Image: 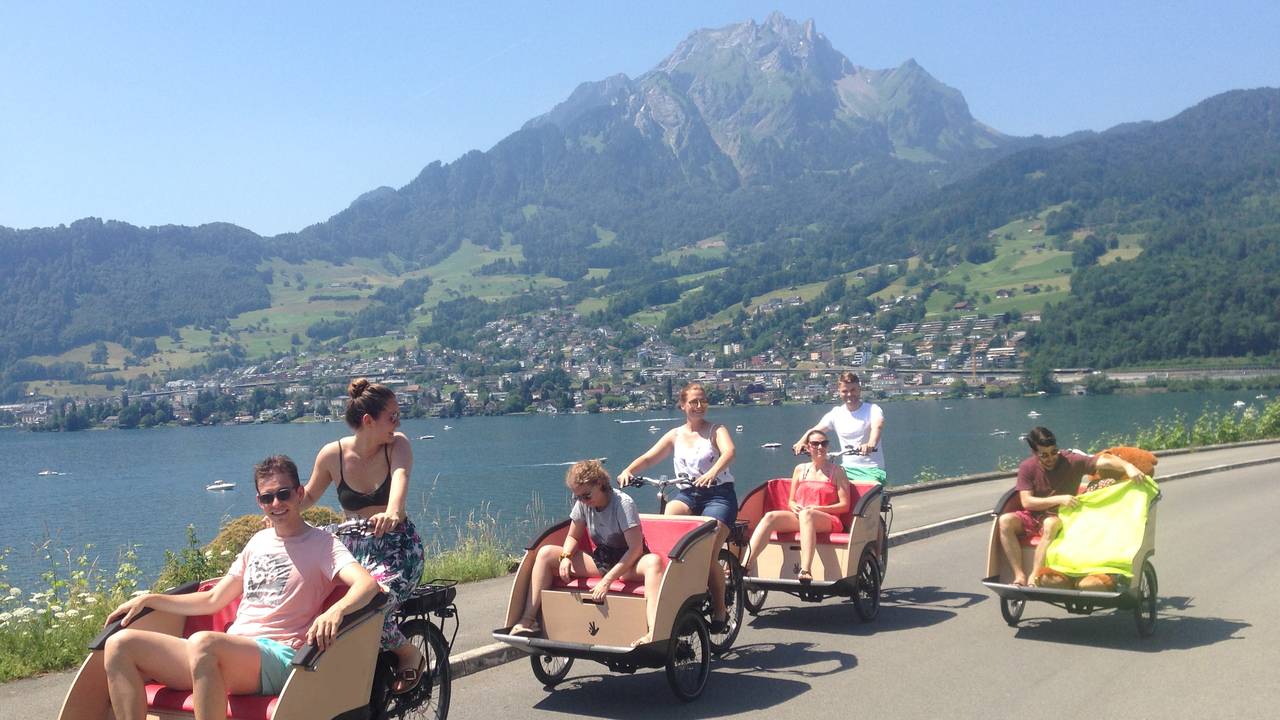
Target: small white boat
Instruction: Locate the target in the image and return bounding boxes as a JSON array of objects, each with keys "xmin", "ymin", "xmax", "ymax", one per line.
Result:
[
  {"xmin": 991, "ymin": 430, "xmax": 1009, "ymax": 436},
  {"xmin": 1018, "ymin": 434, "xmax": 1028, "ymax": 441},
  {"xmin": 419, "ymin": 435, "xmax": 435, "ymax": 440},
  {"xmin": 443, "ymin": 425, "xmax": 453, "ymax": 430},
  {"xmin": 37, "ymin": 470, "xmax": 63, "ymax": 476},
  {"xmin": 648, "ymin": 425, "xmax": 660, "ymax": 432},
  {"xmin": 762, "ymin": 442, "xmax": 782, "ymax": 449},
  {"xmin": 944, "ymin": 406, "xmax": 953, "ymax": 410},
  {"xmin": 1027, "ymin": 411, "xmax": 1041, "ymax": 418},
  {"xmin": 206, "ymin": 481, "xmax": 235, "ymax": 491},
  {"xmin": 1257, "ymin": 394, "xmax": 1268, "ymax": 399},
  {"xmin": 1233, "ymin": 400, "xmax": 1246, "ymax": 408},
  {"xmin": 736, "ymin": 425, "xmax": 743, "ymax": 433}
]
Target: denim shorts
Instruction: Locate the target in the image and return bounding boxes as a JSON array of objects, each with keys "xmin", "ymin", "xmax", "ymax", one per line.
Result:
[
  {"xmin": 254, "ymin": 638, "xmax": 296, "ymax": 695},
  {"xmin": 671, "ymin": 483, "xmax": 738, "ymax": 528}
]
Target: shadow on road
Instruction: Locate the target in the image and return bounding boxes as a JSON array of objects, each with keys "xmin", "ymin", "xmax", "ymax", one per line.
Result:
[
  {"xmin": 529, "ymin": 642, "xmax": 856, "ymax": 717},
  {"xmin": 746, "ymin": 585, "xmax": 985, "ymax": 636},
  {"xmin": 1011, "ymin": 596, "xmax": 1250, "ymax": 651}
]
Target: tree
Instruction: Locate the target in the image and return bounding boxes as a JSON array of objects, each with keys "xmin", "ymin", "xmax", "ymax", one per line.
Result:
[
  {"xmin": 584, "ymin": 399, "xmax": 600, "ymax": 413},
  {"xmin": 949, "ymin": 379, "xmax": 969, "ymax": 398},
  {"xmin": 91, "ymin": 341, "xmax": 109, "ymax": 365},
  {"xmin": 1023, "ymin": 361, "xmax": 1061, "ymax": 395}
]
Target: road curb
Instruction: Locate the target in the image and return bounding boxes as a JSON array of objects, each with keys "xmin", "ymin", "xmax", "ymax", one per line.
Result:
[{"xmin": 449, "ymin": 642, "xmax": 525, "ymax": 680}]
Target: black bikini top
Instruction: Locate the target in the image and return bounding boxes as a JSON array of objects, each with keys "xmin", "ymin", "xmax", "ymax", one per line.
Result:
[{"xmin": 336, "ymin": 439, "xmax": 392, "ymax": 512}]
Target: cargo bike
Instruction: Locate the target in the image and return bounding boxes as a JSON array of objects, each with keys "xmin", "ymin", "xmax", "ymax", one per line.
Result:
[
  {"xmin": 492, "ymin": 512, "xmax": 721, "ymax": 702},
  {"xmin": 981, "ymin": 483, "xmax": 1161, "ymax": 637}
]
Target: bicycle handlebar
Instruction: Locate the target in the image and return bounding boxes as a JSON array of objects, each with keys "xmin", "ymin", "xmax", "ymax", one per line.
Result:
[{"xmin": 625, "ymin": 473, "xmax": 691, "ymax": 489}]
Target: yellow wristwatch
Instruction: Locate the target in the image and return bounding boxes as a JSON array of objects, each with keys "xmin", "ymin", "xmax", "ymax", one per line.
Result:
[{"xmin": 559, "ymin": 551, "xmax": 573, "ymax": 561}]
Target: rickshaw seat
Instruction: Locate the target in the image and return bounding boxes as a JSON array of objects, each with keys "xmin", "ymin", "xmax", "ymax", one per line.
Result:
[
  {"xmin": 141, "ymin": 579, "xmax": 353, "ymax": 720},
  {"xmin": 768, "ymin": 531, "xmax": 852, "ymax": 546},
  {"xmin": 547, "ymin": 516, "xmax": 708, "ymax": 595}
]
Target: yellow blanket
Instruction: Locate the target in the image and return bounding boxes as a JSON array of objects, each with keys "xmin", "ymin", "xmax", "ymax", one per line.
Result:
[{"xmin": 1044, "ymin": 477, "xmax": 1158, "ymax": 578}]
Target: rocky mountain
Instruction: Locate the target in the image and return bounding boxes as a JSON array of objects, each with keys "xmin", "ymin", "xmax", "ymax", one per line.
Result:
[{"xmin": 280, "ymin": 13, "xmax": 1038, "ymax": 268}]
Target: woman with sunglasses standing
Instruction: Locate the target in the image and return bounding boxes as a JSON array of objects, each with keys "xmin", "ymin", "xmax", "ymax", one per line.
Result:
[
  {"xmin": 511, "ymin": 460, "xmax": 663, "ymax": 646},
  {"xmin": 617, "ymin": 382, "xmax": 737, "ymax": 633},
  {"xmin": 298, "ymin": 378, "xmax": 426, "ymax": 694},
  {"xmin": 746, "ymin": 430, "xmax": 852, "ymax": 581}
]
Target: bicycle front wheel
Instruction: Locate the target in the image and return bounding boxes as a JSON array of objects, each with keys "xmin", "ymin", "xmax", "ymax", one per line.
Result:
[{"xmin": 384, "ymin": 619, "xmax": 451, "ymax": 720}]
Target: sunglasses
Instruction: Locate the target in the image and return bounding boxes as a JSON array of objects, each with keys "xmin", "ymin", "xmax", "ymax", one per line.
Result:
[
  {"xmin": 257, "ymin": 487, "xmax": 296, "ymax": 505},
  {"xmin": 809, "ymin": 440, "xmax": 829, "ymax": 447},
  {"xmin": 574, "ymin": 486, "xmax": 596, "ymax": 502},
  {"xmin": 1035, "ymin": 449, "xmax": 1060, "ymax": 459},
  {"xmin": 685, "ymin": 399, "xmax": 708, "ymax": 407}
]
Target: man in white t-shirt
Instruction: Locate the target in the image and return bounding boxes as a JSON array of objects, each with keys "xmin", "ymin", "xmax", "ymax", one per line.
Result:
[
  {"xmin": 102, "ymin": 456, "xmax": 379, "ymax": 720},
  {"xmin": 793, "ymin": 372, "xmax": 887, "ymax": 484}
]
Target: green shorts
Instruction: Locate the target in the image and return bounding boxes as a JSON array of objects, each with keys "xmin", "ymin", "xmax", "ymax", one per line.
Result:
[
  {"xmin": 842, "ymin": 466, "xmax": 887, "ymax": 485},
  {"xmin": 254, "ymin": 638, "xmax": 296, "ymax": 695}
]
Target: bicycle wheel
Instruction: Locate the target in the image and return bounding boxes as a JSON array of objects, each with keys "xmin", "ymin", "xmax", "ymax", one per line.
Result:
[
  {"xmin": 530, "ymin": 653, "xmax": 574, "ymax": 687},
  {"xmin": 852, "ymin": 548, "xmax": 880, "ymax": 622},
  {"xmin": 1000, "ymin": 597, "xmax": 1025, "ymax": 626},
  {"xmin": 743, "ymin": 582, "xmax": 768, "ymax": 615},
  {"xmin": 1133, "ymin": 560, "xmax": 1158, "ymax": 637},
  {"xmin": 384, "ymin": 619, "xmax": 451, "ymax": 720},
  {"xmin": 707, "ymin": 548, "xmax": 744, "ymax": 655},
  {"xmin": 665, "ymin": 608, "xmax": 710, "ymax": 702}
]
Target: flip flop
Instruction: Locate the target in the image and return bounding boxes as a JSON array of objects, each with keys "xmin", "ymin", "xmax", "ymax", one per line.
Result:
[
  {"xmin": 707, "ymin": 619, "xmax": 729, "ymax": 634},
  {"xmin": 797, "ymin": 569, "xmax": 813, "ymax": 583},
  {"xmin": 392, "ymin": 653, "xmax": 427, "ymax": 695}
]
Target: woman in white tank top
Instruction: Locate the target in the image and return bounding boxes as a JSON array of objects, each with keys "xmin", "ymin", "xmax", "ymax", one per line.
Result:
[{"xmin": 618, "ymin": 382, "xmax": 738, "ymax": 631}]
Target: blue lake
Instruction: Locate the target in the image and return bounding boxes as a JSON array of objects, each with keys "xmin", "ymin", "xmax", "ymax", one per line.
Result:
[{"xmin": 0, "ymin": 389, "xmax": 1262, "ymax": 585}]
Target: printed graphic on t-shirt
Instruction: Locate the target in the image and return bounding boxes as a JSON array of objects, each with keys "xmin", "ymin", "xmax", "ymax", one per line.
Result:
[{"xmin": 243, "ymin": 554, "xmax": 291, "ymax": 605}]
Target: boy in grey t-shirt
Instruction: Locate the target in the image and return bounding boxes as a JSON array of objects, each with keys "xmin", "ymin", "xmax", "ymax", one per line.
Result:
[{"xmin": 510, "ymin": 460, "xmax": 664, "ymax": 646}]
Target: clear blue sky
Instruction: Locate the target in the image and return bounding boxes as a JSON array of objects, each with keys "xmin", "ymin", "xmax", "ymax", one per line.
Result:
[{"xmin": 2, "ymin": 1, "xmax": 1277, "ymax": 236}]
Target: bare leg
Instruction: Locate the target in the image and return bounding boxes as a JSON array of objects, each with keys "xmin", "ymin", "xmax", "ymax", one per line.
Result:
[
  {"xmin": 1032, "ymin": 516, "xmax": 1063, "ymax": 578},
  {"xmin": 707, "ymin": 523, "xmax": 731, "ymax": 621},
  {"xmin": 185, "ymin": 631, "xmax": 263, "ymax": 720},
  {"xmin": 517, "ymin": 544, "xmax": 563, "ymax": 631},
  {"xmin": 105, "ymin": 629, "xmax": 195, "ymax": 720},
  {"xmin": 997, "ymin": 513, "xmax": 1029, "ymax": 585},
  {"xmin": 747, "ymin": 511, "xmax": 799, "ymax": 575},
  {"xmin": 628, "ymin": 553, "xmax": 664, "ymax": 646},
  {"xmin": 797, "ymin": 508, "xmax": 834, "ymax": 576}
]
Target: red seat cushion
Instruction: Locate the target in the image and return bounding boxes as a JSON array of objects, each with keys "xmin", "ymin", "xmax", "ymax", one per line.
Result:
[
  {"xmin": 550, "ymin": 577, "xmax": 646, "ymax": 596},
  {"xmin": 146, "ymin": 684, "xmax": 278, "ymax": 720},
  {"xmin": 769, "ymin": 531, "xmax": 851, "ymax": 545},
  {"xmin": 550, "ymin": 515, "xmax": 708, "ymax": 596}
]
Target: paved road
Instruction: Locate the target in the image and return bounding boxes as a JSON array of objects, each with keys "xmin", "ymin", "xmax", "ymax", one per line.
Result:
[
  {"xmin": 6, "ymin": 442, "xmax": 1276, "ymax": 719},
  {"xmin": 449, "ymin": 464, "xmax": 1278, "ymax": 719}
]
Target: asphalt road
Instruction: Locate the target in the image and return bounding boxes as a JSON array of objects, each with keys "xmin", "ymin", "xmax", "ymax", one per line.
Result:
[{"xmin": 449, "ymin": 464, "xmax": 1279, "ymax": 720}]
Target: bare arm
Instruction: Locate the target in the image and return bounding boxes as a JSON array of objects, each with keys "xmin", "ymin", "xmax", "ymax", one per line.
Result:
[
  {"xmin": 558, "ymin": 520, "xmax": 587, "ymax": 582},
  {"xmin": 1020, "ymin": 489, "xmax": 1077, "ymax": 512},
  {"xmin": 693, "ymin": 424, "xmax": 736, "ymax": 487},
  {"xmin": 370, "ymin": 433, "xmax": 414, "ymax": 536},
  {"xmin": 307, "ymin": 561, "xmax": 381, "ymax": 651},
  {"xmin": 617, "ymin": 431, "xmax": 676, "ymax": 485},
  {"xmin": 590, "ymin": 525, "xmax": 646, "ymax": 601},
  {"xmin": 299, "ymin": 442, "xmax": 340, "ymax": 512},
  {"xmin": 792, "ymin": 422, "xmax": 830, "ymax": 455},
  {"xmin": 863, "ymin": 414, "xmax": 884, "ymax": 455},
  {"xmin": 1094, "ymin": 454, "xmax": 1145, "ymax": 483},
  {"xmin": 787, "ymin": 463, "xmax": 805, "ymax": 513},
  {"xmin": 108, "ymin": 574, "xmax": 244, "ymax": 628}
]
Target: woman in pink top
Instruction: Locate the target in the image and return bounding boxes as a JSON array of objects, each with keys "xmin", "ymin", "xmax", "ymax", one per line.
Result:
[{"xmin": 747, "ymin": 430, "xmax": 851, "ymax": 581}]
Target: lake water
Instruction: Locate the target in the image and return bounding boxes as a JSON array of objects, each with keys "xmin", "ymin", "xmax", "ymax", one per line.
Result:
[{"xmin": 0, "ymin": 390, "xmax": 1261, "ymax": 585}]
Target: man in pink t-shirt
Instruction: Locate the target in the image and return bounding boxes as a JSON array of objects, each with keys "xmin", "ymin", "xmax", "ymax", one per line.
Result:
[
  {"xmin": 997, "ymin": 427, "xmax": 1146, "ymax": 586},
  {"xmin": 103, "ymin": 456, "xmax": 379, "ymax": 720}
]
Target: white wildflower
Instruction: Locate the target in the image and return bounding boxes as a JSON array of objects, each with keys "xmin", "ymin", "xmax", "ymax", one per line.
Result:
[
  {"xmin": 0, "ymin": 612, "xmax": 10, "ymax": 621},
  {"xmin": 220, "ymin": 550, "xmax": 231, "ymax": 556},
  {"xmin": 0, "ymin": 621, "xmax": 8, "ymax": 629},
  {"xmin": 55, "ymin": 612, "xmax": 66, "ymax": 619},
  {"xmin": 85, "ymin": 597, "xmax": 98, "ymax": 604},
  {"xmin": 7, "ymin": 587, "xmax": 18, "ymax": 596},
  {"xmin": 49, "ymin": 605, "xmax": 62, "ymax": 613},
  {"xmin": 14, "ymin": 607, "xmax": 35, "ymax": 618},
  {"xmin": 65, "ymin": 608, "xmax": 79, "ymax": 618},
  {"xmin": 78, "ymin": 592, "xmax": 92, "ymax": 599}
]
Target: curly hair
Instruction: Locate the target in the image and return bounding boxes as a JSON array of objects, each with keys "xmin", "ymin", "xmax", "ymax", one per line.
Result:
[{"xmin": 565, "ymin": 459, "xmax": 613, "ymax": 494}]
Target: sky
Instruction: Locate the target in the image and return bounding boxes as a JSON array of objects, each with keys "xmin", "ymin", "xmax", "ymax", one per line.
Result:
[{"xmin": 2, "ymin": 1, "xmax": 1277, "ymax": 237}]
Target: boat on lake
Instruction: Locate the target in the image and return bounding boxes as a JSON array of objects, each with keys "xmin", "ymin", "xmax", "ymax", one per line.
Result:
[
  {"xmin": 1027, "ymin": 411, "xmax": 1041, "ymax": 418},
  {"xmin": 991, "ymin": 429, "xmax": 1009, "ymax": 436},
  {"xmin": 736, "ymin": 425, "xmax": 743, "ymax": 433},
  {"xmin": 443, "ymin": 425, "xmax": 453, "ymax": 430},
  {"xmin": 206, "ymin": 480, "xmax": 235, "ymax": 491},
  {"xmin": 37, "ymin": 470, "xmax": 63, "ymax": 476},
  {"xmin": 419, "ymin": 435, "xmax": 435, "ymax": 440},
  {"xmin": 648, "ymin": 425, "xmax": 660, "ymax": 432},
  {"xmin": 1257, "ymin": 394, "xmax": 1268, "ymax": 399},
  {"xmin": 762, "ymin": 442, "xmax": 782, "ymax": 449},
  {"xmin": 1233, "ymin": 400, "xmax": 1247, "ymax": 408}
]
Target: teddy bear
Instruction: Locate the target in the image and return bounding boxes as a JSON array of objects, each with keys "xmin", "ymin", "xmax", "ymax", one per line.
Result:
[{"xmin": 1030, "ymin": 446, "xmax": 1157, "ymax": 591}]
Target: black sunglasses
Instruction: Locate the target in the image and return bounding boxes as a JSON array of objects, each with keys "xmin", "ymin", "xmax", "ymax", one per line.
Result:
[
  {"xmin": 809, "ymin": 440, "xmax": 829, "ymax": 447},
  {"xmin": 257, "ymin": 487, "xmax": 296, "ymax": 505}
]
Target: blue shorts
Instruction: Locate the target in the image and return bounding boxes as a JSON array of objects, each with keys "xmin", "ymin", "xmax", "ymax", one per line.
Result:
[
  {"xmin": 671, "ymin": 483, "xmax": 738, "ymax": 528},
  {"xmin": 254, "ymin": 638, "xmax": 296, "ymax": 695}
]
